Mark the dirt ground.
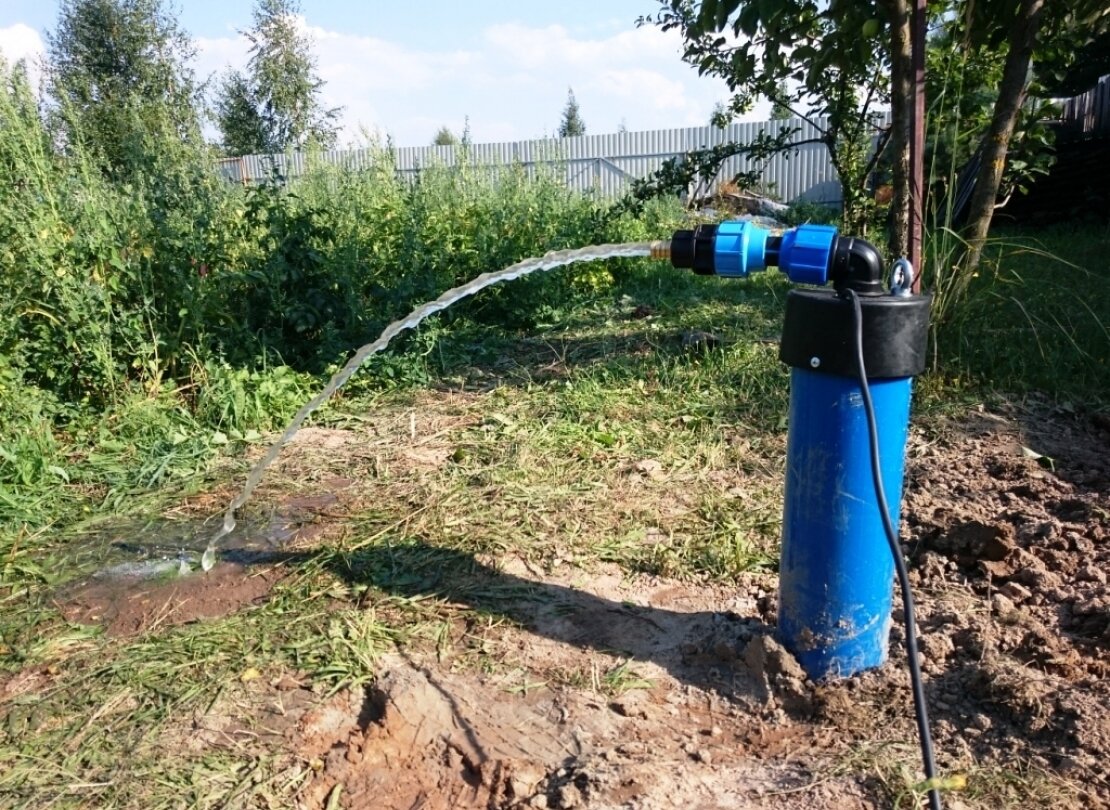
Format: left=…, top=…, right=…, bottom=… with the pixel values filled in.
left=44, top=401, right=1110, bottom=809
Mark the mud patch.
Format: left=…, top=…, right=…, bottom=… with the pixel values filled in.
left=60, top=562, right=285, bottom=636
left=898, top=403, right=1110, bottom=805
left=53, top=477, right=359, bottom=635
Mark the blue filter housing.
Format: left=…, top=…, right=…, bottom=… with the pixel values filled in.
left=778, top=368, right=913, bottom=678
left=666, top=223, right=931, bottom=680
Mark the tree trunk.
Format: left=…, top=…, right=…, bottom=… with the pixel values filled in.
left=962, top=0, right=1045, bottom=271
left=882, top=0, right=913, bottom=260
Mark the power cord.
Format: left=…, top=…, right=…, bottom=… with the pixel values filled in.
left=843, top=287, right=943, bottom=810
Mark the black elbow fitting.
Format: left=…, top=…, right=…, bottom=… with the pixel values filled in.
left=830, top=236, right=885, bottom=295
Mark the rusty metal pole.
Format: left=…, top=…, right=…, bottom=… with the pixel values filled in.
left=909, top=0, right=926, bottom=291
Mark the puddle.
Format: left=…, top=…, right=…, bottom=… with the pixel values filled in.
left=53, top=513, right=300, bottom=586
left=43, top=513, right=310, bottom=636
left=44, top=485, right=347, bottom=636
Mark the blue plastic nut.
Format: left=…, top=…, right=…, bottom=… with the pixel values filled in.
left=779, top=224, right=838, bottom=286
left=713, top=220, right=770, bottom=278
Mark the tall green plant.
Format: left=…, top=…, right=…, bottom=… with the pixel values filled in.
left=558, top=88, right=587, bottom=138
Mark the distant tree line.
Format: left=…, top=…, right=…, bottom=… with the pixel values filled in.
left=30, top=0, right=343, bottom=175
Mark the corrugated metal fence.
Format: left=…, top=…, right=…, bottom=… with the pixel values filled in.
left=217, top=116, right=846, bottom=205
left=1059, top=74, right=1110, bottom=137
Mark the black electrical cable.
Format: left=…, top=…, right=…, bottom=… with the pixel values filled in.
left=843, top=287, right=943, bottom=810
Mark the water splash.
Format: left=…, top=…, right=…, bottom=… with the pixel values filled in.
left=201, top=241, right=659, bottom=571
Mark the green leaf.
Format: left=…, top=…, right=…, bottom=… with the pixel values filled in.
left=46, top=465, right=70, bottom=483
left=1021, top=446, right=1055, bottom=471
left=716, top=0, right=740, bottom=31
left=738, top=3, right=760, bottom=38
left=698, top=0, right=719, bottom=30
left=594, top=432, right=617, bottom=448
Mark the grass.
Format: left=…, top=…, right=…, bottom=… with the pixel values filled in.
left=935, top=223, right=1110, bottom=407
left=0, top=264, right=794, bottom=806
left=1, top=222, right=1106, bottom=808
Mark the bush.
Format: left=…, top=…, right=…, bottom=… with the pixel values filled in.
left=2, top=51, right=697, bottom=532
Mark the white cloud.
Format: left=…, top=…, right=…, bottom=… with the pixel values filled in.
left=194, top=19, right=745, bottom=147
left=0, top=23, right=46, bottom=89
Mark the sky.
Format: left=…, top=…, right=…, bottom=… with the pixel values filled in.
left=0, top=1, right=766, bottom=148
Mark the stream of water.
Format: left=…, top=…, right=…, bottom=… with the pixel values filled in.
left=200, top=241, right=662, bottom=571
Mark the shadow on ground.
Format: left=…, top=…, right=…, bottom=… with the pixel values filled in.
left=325, top=540, right=807, bottom=708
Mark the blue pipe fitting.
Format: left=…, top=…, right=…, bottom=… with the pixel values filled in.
left=778, top=224, right=837, bottom=286
left=667, top=220, right=838, bottom=285
left=713, top=220, right=770, bottom=278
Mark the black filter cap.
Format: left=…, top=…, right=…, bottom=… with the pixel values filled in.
left=780, top=289, right=931, bottom=378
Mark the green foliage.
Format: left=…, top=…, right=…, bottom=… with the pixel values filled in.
left=432, top=126, right=459, bottom=146
left=189, top=359, right=314, bottom=433
left=213, top=69, right=269, bottom=157
left=769, top=81, right=791, bottom=121
left=0, top=71, right=684, bottom=531
left=558, top=88, right=586, bottom=138
left=1039, top=29, right=1110, bottom=95
left=46, top=0, right=203, bottom=178
left=936, top=225, right=1110, bottom=405
left=610, top=128, right=799, bottom=219
left=778, top=199, right=841, bottom=228
left=204, top=183, right=368, bottom=370
left=926, top=7, right=1056, bottom=214
left=216, top=0, right=342, bottom=155
left=641, top=1, right=891, bottom=233
left=922, top=1, right=1109, bottom=321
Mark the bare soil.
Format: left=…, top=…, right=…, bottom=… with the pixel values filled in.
left=44, top=400, right=1110, bottom=809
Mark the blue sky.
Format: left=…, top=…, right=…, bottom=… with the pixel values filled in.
left=0, top=1, right=760, bottom=147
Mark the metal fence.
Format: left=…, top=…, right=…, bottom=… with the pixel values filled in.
left=217, top=116, right=848, bottom=206
left=1058, top=74, right=1110, bottom=137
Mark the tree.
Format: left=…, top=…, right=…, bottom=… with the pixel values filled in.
left=960, top=0, right=1109, bottom=271
left=47, top=0, right=202, bottom=174
left=1039, top=28, right=1110, bottom=96
left=558, top=88, right=586, bottom=137
left=214, top=69, right=268, bottom=156
left=432, top=126, right=458, bottom=146
left=215, top=0, right=342, bottom=155
left=769, top=82, right=791, bottom=121
left=642, top=0, right=1109, bottom=267
left=644, top=2, right=893, bottom=239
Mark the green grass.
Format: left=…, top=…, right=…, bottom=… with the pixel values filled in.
left=934, top=223, right=1110, bottom=407
left=1, top=220, right=1106, bottom=808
